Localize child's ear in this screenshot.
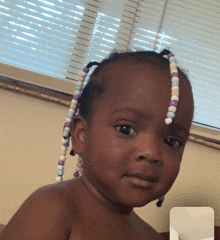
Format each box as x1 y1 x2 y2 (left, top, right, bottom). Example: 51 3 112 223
70 115 87 156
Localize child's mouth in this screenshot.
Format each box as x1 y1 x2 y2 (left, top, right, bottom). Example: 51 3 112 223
126 173 158 188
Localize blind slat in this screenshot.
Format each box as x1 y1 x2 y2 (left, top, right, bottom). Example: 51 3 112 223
0 0 219 130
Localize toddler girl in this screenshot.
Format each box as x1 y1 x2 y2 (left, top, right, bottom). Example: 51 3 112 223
0 49 194 240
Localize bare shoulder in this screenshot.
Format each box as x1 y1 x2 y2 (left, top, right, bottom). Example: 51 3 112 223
130 211 164 240
0 182 73 240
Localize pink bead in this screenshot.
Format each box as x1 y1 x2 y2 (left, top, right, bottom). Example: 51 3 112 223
168 53 174 58
83 67 89 73
170 100 178 107
171 72 179 78
58 160 65 166
64 122 71 128
73 95 79 100
74 172 79 177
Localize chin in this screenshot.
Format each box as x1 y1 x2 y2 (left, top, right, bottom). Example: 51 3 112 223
116 191 159 209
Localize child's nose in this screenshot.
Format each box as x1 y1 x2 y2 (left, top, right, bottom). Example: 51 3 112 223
135 135 163 164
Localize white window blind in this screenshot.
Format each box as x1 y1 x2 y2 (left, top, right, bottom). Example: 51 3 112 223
156 0 220 130
0 0 219 132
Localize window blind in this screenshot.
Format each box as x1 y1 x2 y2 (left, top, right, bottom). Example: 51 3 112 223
156 0 220 129
0 0 219 131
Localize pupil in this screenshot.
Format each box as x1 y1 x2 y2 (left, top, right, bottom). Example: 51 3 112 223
121 125 130 135
166 138 175 146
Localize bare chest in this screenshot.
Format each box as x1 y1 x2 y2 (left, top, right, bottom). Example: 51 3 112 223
67 215 163 240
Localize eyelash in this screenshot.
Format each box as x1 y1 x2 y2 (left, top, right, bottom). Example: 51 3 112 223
115 124 183 148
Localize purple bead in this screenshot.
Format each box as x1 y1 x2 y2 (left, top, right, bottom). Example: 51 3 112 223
170 100 178 107
168 53 174 58
171 72 179 78
83 67 89 73
73 172 79 178
73 95 79 100
64 122 71 128
58 160 65 166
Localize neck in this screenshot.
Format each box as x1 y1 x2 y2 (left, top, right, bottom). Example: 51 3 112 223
79 176 134 217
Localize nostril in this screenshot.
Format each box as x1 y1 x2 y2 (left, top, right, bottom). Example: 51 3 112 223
152 159 159 163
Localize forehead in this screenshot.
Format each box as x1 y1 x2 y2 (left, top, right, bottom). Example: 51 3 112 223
94 59 194 132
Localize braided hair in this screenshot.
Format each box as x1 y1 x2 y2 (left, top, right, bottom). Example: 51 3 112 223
69 48 193 156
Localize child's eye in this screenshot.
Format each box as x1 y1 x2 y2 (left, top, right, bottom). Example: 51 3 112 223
164 138 182 148
116 124 135 135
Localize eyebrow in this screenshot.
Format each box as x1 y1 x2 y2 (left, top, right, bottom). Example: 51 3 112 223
111 107 153 120
111 107 189 137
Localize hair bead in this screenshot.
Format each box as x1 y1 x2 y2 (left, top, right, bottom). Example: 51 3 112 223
172 77 179 81
168 53 174 58
171 86 179 91
170 100 178 107
60 151 66 156
172 89 179 96
167 111 175 118
171 80 179 86
73 95 79 100
83 67 89 73
171 95 179 101
76 85 82 91
73 172 79 178
57 165 64 170
56 176 62 182
64 127 70 133
59 156 66 161
171 72 179 78
61 138 69 144
56 61 100 182
164 51 180 125
165 118 172 125
58 160 65 166
168 106 176 112
61 145 67 151
57 169 63 175
64 122 71 128
69 109 74 114
79 76 86 82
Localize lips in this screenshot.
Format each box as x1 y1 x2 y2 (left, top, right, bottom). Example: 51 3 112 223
127 173 158 183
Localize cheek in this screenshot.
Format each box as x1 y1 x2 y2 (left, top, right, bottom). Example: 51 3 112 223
163 160 181 187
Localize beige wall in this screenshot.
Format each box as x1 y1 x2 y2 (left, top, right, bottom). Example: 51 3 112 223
0 87 220 233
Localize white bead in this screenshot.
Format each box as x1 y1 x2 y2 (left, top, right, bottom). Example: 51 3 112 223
168 106 177 112
77 162 83 168
171 95 179 102
74 90 80 95
171 86 179 91
170 68 178 74
77 81 84 87
59 156 66 161
69 109 74 114
82 72 87 77
171 77 179 82
64 127 70 133
71 99 78 105
55 176 62 182
76 167 82 172
57 165 64 170
165 118 172 125
169 57 177 63
66 117 72 123
61 145 67 151
170 62 176 67
61 137 69 144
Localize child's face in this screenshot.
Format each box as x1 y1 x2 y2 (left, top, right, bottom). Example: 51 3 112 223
73 59 194 208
